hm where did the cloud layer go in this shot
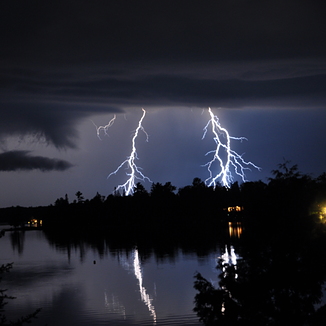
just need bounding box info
[1,1,325,65]
[0,150,73,172]
[0,1,325,149]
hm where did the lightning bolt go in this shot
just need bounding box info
[92,114,116,140]
[108,108,151,196]
[202,107,260,188]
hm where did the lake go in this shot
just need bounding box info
[0,227,231,326]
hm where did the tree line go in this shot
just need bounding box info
[1,162,326,241]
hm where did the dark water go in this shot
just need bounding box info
[0,227,226,326]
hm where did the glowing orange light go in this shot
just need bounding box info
[228,222,243,238]
[227,206,243,212]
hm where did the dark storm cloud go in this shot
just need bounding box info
[2,63,325,109]
[0,101,79,148]
[0,150,73,172]
[0,100,121,148]
[1,1,325,65]
[0,0,325,147]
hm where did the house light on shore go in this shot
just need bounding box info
[227,206,243,212]
[321,206,326,216]
[28,218,42,227]
[320,206,326,222]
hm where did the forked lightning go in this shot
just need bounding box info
[203,108,260,188]
[108,109,151,195]
[92,114,116,140]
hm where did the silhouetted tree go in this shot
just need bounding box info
[192,177,206,189]
[150,182,176,198]
[54,195,69,207]
[133,182,149,198]
[267,161,315,226]
[194,223,326,326]
[315,173,326,208]
[75,191,84,203]
[270,160,302,180]
[90,192,105,205]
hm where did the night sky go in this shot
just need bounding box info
[1,1,326,207]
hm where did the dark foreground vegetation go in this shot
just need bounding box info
[194,215,326,326]
[1,162,326,325]
[192,164,326,326]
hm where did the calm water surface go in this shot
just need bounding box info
[0,227,227,326]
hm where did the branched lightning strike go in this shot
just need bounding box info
[203,108,260,188]
[108,108,151,195]
[92,114,116,140]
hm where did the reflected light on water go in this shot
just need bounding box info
[220,245,239,267]
[107,248,157,323]
[133,248,157,324]
[218,245,241,315]
[0,230,218,325]
[228,221,243,238]
[104,292,126,319]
